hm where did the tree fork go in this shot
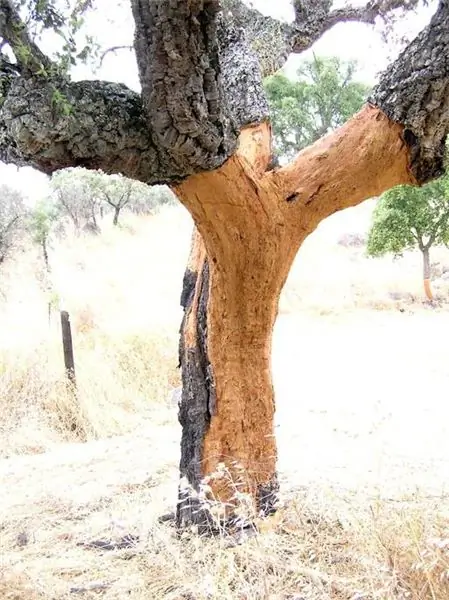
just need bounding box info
[173,103,426,530]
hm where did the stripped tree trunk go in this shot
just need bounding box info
[174,108,416,529]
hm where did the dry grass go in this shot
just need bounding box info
[0,208,187,456]
[1,201,449,599]
[2,464,449,600]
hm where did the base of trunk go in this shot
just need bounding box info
[176,474,279,534]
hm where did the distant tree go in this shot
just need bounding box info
[265,56,371,160]
[91,172,168,226]
[0,184,26,265]
[51,168,101,234]
[129,184,178,215]
[367,174,449,301]
[28,198,59,271]
[51,167,173,229]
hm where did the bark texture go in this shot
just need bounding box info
[1,1,448,188]
[0,77,164,182]
[371,0,449,183]
[131,0,236,174]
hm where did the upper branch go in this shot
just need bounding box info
[267,1,449,229]
[371,0,449,182]
[291,0,424,52]
[0,0,52,75]
[129,0,270,177]
[224,0,424,76]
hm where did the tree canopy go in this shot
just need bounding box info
[367,175,449,259]
[367,172,449,299]
[265,56,370,159]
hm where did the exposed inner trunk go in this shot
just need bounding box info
[173,107,417,531]
[174,124,306,530]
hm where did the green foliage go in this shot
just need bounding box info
[367,174,449,258]
[28,197,59,246]
[51,89,72,115]
[14,0,98,74]
[264,56,370,159]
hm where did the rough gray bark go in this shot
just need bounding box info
[130,0,272,175]
[1,2,270,183]
[1,1,447,186]
[177,260,218,532]
[371,0,449,183]
[223,0,423,75]
[0,77,164,183]
[131,0,235,174]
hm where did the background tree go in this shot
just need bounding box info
[129,185,178,215]
[367,174,449,301]
[51,168,101,234]
[28,197,59,272]
[0,183,25,265]
[265,56,371,160]
[51,167,175,228]
[1,0,449,531]
[87,171,173,225]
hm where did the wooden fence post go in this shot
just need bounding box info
[60,310,76,387]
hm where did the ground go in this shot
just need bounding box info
[1,201,449,599]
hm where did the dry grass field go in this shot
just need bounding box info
[1,200,449,599]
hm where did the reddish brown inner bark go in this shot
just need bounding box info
[174,105,416,516]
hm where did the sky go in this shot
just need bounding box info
[0,0,437,203]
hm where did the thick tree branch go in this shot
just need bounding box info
[131,0,237,174]
[224,0,424,76]
[371,0,449,182]
[129,0,269,177]
[265,0,449,233]
[0,76,187,183]
[0,4,270,185]
[268,105,416,231]
[0,0,52,75]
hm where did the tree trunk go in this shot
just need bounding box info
[175,124,300,531]
[113,206,120,226]
[422,246,434,301]
[175,108,417,531]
